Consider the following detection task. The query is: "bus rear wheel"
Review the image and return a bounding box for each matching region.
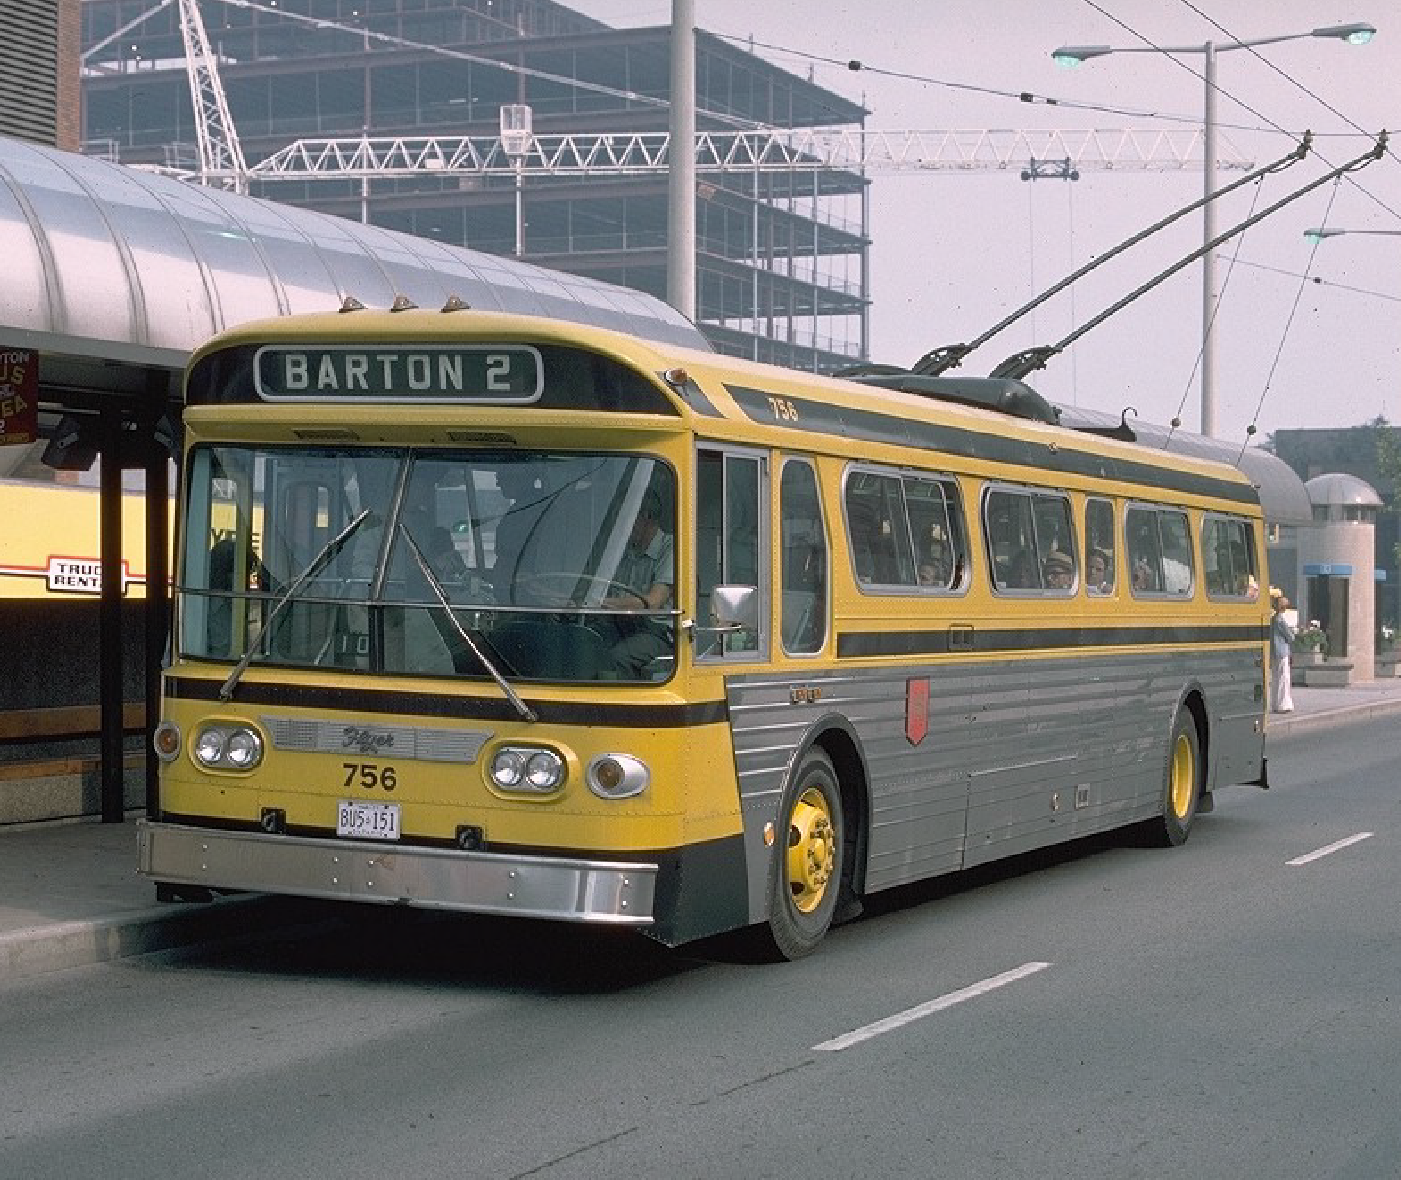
[1147,708,1201,847]
[764,749,844,960]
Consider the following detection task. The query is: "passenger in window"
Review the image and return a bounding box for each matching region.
[1043,549,1074,590]
[919,544,952,588]
[1087,548,1112,594]
[1132,556,1155,591]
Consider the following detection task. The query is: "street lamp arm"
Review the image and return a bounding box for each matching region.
[1305,226,1401,241]
[1052,23,1375,63]
[913,135,1312,376]
[990,131,1388,381]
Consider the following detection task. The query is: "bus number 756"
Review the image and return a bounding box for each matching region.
[343,762,398,791]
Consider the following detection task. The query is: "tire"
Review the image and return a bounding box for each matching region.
[763,748,844,960]
[1147,709,1202,848]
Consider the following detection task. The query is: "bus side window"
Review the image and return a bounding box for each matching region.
[780,458,827,654]
[845,469,913,587]
[695,447,767,659]
[1085,497,1116,595]
[985,488,1039,590]
[1157,509,1194,595]
[905,475,967,591]
[1204,515,1258,599]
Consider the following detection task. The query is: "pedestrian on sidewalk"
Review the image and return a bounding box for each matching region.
[1271,592,1296,714]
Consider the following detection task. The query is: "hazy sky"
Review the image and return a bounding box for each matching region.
[568,0,1400,446]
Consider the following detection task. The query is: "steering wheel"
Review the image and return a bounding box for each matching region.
[512,571,646,609]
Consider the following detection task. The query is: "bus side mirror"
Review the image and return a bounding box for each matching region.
[711,584,758,632]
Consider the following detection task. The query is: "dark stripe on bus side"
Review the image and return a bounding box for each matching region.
[837,624,1268,658]
[167,677,727,728]
[725,384,1258,507]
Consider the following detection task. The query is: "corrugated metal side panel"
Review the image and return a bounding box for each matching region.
[0,3,58,147]
[725,647,1263,905]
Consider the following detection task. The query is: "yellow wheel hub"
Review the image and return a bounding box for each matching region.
[787,786,835,914]
[1170,732,1195,819]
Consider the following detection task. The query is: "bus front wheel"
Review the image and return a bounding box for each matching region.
[764,749,844,960]
[1147,709,1202,848]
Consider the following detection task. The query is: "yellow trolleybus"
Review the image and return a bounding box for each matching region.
[140,301,1269,957]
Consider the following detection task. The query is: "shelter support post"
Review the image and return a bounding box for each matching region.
[99,407,125,822]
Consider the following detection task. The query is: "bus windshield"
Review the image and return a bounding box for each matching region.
[180,446,677,684]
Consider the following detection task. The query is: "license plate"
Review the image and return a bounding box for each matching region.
[336,800,401,841]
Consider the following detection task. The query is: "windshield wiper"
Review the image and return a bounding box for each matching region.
[400,527,538,723]
[218,508,374,701]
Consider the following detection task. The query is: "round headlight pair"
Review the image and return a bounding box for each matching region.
[490,746,565,794]
[192,723,264,770]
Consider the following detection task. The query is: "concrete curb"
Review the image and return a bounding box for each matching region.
[0,894,303,983]
[1266,696,1401,739]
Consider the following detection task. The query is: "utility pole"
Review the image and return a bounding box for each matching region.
[667,0,696,320]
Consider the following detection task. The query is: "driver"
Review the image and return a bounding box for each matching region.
[603,489,673,675]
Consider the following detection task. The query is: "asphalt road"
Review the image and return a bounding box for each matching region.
[2,716,1399,1180]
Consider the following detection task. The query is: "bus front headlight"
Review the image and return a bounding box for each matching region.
[192,723,264,771]
[490,746,565,794]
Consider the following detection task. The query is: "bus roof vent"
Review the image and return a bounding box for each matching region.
[837,365,1061,426]
[338,295,366,313]
[441,294,471,312]
[390,294,418,312]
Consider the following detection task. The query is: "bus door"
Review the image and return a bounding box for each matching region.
[695,446,768,660]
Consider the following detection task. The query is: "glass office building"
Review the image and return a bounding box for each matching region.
[81,0,871,369]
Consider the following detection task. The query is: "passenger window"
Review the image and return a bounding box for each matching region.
[844,470,915,587]
[780,459,827,654]
[1203,516,1259,600]
[844,467,968,593]
[1127,506,1194,597]
[985,487,1076,593]
[906,476,968,591]
[1085,498,1116,595]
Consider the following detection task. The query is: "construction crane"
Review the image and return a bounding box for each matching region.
[248,126,1250,185]
[124,0,1249,191]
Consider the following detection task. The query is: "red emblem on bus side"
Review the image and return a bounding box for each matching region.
[906,677,930,745]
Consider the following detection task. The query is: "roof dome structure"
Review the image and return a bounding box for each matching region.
[1304,472,1383,508]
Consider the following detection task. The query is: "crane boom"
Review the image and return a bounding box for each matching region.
[248,127,1251,183]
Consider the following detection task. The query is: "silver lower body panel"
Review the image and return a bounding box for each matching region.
[137,820,656,926]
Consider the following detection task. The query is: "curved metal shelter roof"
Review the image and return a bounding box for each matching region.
[0,133,708,397]
[1055,404,1313,527]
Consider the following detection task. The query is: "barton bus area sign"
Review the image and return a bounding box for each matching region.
[0,350,37,445]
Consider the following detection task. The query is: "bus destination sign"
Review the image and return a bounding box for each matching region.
[253,345,543,403]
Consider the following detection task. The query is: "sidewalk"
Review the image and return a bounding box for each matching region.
[2,679,1400,982]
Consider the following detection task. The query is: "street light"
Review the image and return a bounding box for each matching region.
[1052,22,1376,437]
[1305,226,1401,243]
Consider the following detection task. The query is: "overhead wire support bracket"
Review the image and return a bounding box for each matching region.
[988,131,1387,381]
[914,133,1315,377]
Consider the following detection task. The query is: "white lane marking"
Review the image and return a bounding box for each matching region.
[1287,831,1374,866]
[812,961,1051,1052]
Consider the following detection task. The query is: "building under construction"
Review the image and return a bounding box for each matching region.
[80,0,871,370]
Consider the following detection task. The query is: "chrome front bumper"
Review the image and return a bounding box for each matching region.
[137,820,657,926]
